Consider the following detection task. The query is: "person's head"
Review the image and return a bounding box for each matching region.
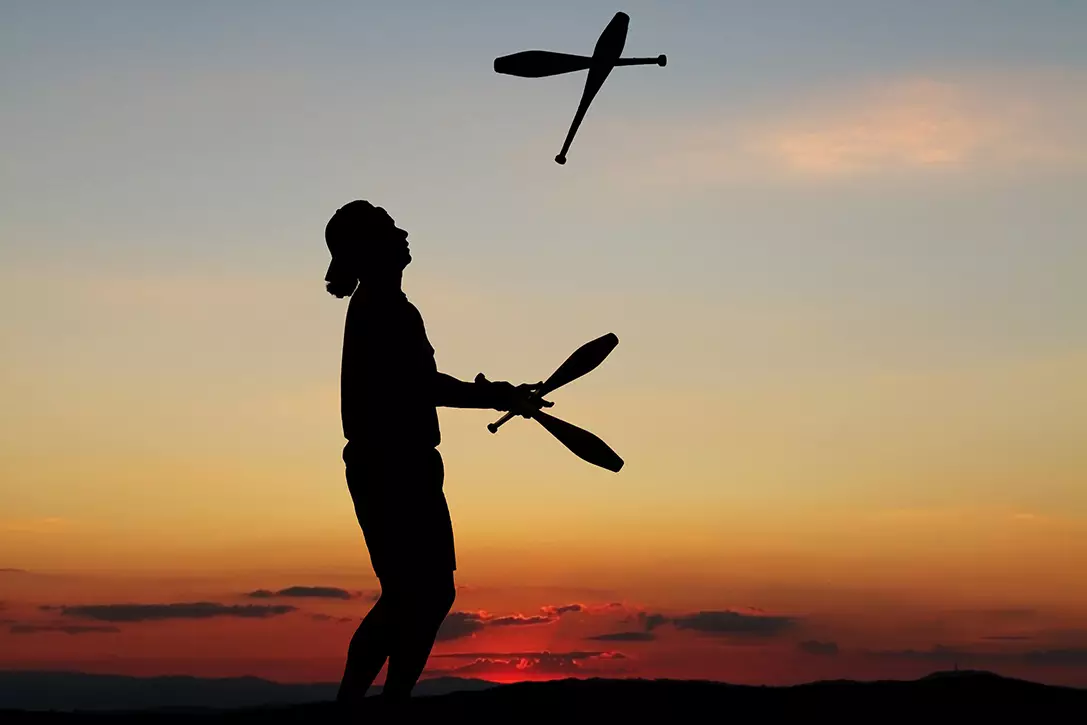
[324,200,411,298]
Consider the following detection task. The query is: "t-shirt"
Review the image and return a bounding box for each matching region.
[340,288,441,452]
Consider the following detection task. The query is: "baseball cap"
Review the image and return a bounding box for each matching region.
[324,200,381,284]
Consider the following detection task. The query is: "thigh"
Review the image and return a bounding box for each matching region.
[346,449,455,578]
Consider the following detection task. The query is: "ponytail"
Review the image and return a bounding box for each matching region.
[325,268,359,298]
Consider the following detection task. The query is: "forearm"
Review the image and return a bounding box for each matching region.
[432,371,500,409]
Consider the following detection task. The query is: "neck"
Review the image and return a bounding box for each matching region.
[359,270,403,296]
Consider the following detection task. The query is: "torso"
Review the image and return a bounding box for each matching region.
[340,288,441,455]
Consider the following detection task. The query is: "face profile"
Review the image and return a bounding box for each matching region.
[370,207,411,270]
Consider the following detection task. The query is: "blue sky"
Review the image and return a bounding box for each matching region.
[2,1,1085,563]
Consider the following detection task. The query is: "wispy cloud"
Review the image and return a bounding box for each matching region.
[754,79,1006,176]
[428,650,627,678]
[591,609,796,642]
[10,623,120,635]
[437,603,590,641]
[310,613,354,624]
[246,586,355,600]
[798,640,840,656]
[587,631,656,642]
[672,610,797,637]
[488,614,555,627]
[586,70,1087,190]
[541,604,585,617]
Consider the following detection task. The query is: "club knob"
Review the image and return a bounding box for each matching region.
[555,154,567,165]
[657,54,667,67]
[487,423,499,434]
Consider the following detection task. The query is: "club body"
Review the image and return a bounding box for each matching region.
[555,11,628,164]
[532,409,624,473]
[487,333,618,433]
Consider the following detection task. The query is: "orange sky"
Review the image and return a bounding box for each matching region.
[3,0,1086,692]
[4,526,1087,688]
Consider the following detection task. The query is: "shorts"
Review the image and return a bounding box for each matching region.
[343,442,456,580]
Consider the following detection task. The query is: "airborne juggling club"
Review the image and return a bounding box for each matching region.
[494,11,666,165]
[475,333,623,473]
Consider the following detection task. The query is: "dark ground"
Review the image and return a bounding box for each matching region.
[3,670,1085,723]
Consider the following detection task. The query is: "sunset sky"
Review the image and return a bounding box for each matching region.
[2,0,1086,688]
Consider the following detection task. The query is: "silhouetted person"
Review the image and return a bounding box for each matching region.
[324,200,538,715]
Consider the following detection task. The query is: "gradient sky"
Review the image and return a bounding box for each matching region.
[2,0,1086,688]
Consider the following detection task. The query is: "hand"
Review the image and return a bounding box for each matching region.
[491,380,554,417]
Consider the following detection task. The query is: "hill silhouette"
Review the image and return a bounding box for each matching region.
[2,670,1084,722]
[0,671,495,711]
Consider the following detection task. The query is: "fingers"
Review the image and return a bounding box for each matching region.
[516,396,553,418]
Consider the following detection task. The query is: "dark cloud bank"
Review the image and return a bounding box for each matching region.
[245,586,355,600]
[43,602,296,622]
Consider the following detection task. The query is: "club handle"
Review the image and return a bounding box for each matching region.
[614,54,667,67]
[488,411,515,434]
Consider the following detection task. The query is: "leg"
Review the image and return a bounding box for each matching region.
[336,593,393,711]
[382,571,457,700]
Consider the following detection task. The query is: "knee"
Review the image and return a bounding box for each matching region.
[386,575,455,619]
[423,573,454,617]
[423,575,456,622]
[439,577,456,613]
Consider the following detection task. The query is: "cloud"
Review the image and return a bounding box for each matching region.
[437,611,488,641]
[595,608,795,642]
[755,79,1005,176]
[872,645,1087,668]
[671,610,796,638]
[587,631,656,642]
[10,623,121,635]
[983,635,1033,641]
[488,615,555,628]
[0,569,28,574]
[428,650,627,678]
[436,604,588,640]
[541,604,584,617]
[308,613,354,626]
[589,70,1087,190]
[798,640,840,656]
[52,602,297,622]
[246,586,354,600]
